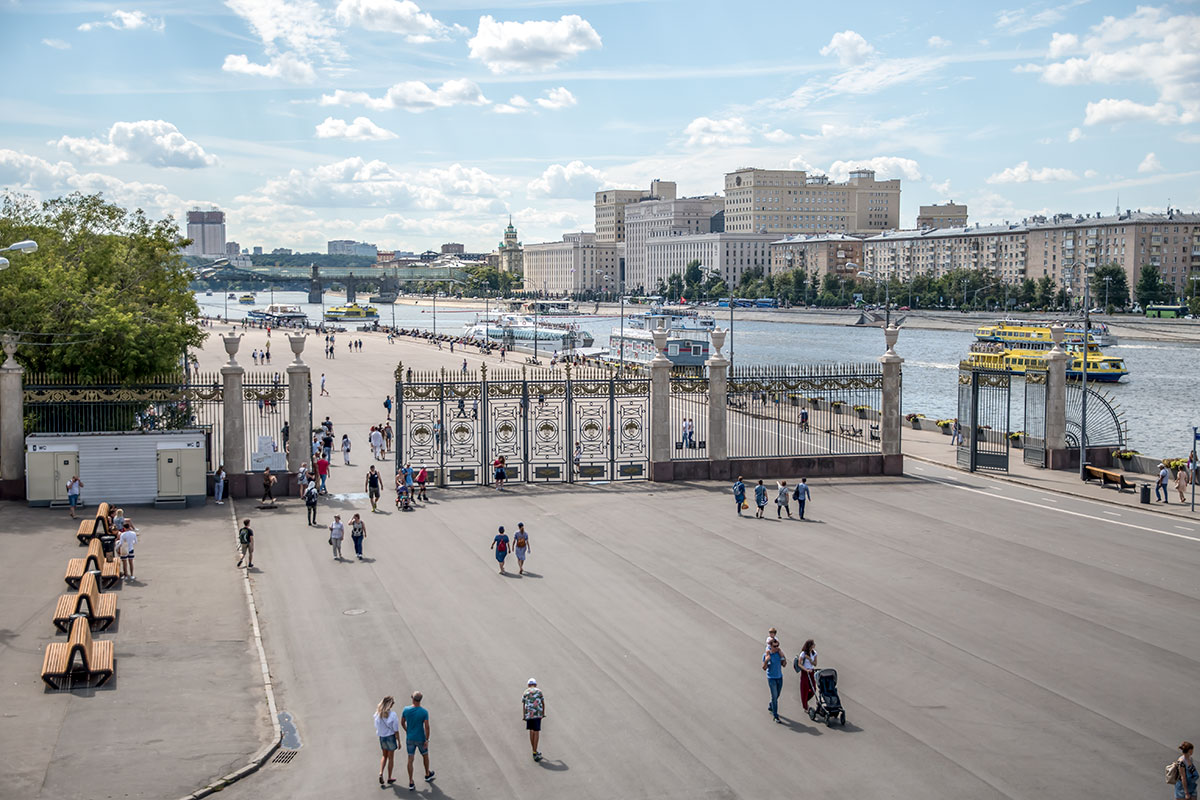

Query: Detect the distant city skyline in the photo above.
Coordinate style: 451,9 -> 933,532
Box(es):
2,1 -> 1197,253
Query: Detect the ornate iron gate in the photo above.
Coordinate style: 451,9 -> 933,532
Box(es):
1023,368 -> 1047,468
396,363 -> 649,486
1065,383 -> 1128,449
957,365 -> 1010,473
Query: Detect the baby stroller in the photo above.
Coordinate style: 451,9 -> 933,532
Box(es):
807,668 -> 845,727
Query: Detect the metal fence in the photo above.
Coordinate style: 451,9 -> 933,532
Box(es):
726,363 -> 884,457
668,367 -> 709,460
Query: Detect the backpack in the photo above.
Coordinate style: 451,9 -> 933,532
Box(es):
238,527 -> 252,545
305,487 -> 318,504
1167,757 -> 1186,784
515,532 -> 527,547
497,537 -> 507,553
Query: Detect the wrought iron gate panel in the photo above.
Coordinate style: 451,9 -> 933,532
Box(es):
443,377 -> 483,485
957,365 -> 1010,473
571,374 -> 611,481
612,378 -> 650,479
1023,369 -> 1047,468
526,375 -> 568,482
485,375 -> 525,482
1065,383 -> 1128,449
956,370 -> 972,470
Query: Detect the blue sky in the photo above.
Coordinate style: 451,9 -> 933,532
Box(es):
2,0 -> 1198,253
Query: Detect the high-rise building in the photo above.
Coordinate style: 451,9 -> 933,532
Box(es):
441,242 -> 465,254
917,203 -> 968,229
523,232 -> 618,295
497,217 -> 523,275
327,240 -> 378,257
225,241 -> 241,257
185,209 -> 226,257
769,234 -> 864,281
644,231 -> 775,291
252,246 -> 263,256
723,168 -> 900,235
624,195 -> 724,292
594,180 -> 677,243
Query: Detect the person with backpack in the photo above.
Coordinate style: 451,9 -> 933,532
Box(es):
793,478 -> 811,520
513,523 -> 531,575
237,519 -> 254,568
304,480 -> 319,526
732,476 -> 746,516
775,480 -> 792,519
492,525 -> 510,574
1170,742 -> 1197,800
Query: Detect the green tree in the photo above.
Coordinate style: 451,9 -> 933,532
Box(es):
1091,263 -> 1129,310
1134,264 -> 1166,308
666,273 -> 684,301
0,192 -> 203,378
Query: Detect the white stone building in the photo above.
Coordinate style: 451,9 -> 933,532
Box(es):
644,232 -> 775,291
523,233 -> 618,295
624,195 -> 724,292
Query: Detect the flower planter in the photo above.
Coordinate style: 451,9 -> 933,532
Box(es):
940,426 -> 952,436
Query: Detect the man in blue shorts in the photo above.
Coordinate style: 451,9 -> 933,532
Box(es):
401,691 -> 434,790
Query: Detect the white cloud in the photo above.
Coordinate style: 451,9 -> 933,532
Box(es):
527,161 -> 605,198
334,0 -> 451,43
986,160 -> 1079,183
0,149 -> 183,217
536,87 -> 577,110
788,154 -> 818,172
1083,169 -> 1097,178
494,95 -> 531,114
53,120 -> 217,169
826,156 -> 922,181
78,9 -> 164,32
1137,152 -> 1162,173
1047,32 -> 1079,58
314,116 -> 397,141
468,14 -> 602,73
253,157 -> 507,209
762,128 -> 793,143
1083,98 -> 1179,126
225,0 -> 338,54
1067,126 -> 1082,142
319,79 -> 489,112
995,1 -> 1086,34
222,53 -> 317,84
827,57 -> 945,96
930,179 -> 952,195
820,30 -> 876,66
927,35 -> 950,48
683,116 -> 751,148
42,38 -> 71,50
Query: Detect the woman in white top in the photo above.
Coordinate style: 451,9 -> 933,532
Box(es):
118,522 -> 138,581
798,639 -> 818,712
374,695 -> 400,786
341,434 -> 352,466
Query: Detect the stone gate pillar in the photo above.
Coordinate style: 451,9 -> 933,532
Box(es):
0,335 -> 25,495
649,320 -> 672,477
879,325 -> 904,474
221,333 -> 246,496
706,329 -> 729,468
1044,324 -> 1068,459
286,334 -> 311,481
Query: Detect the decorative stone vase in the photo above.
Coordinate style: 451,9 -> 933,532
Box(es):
884,325 -> 899,355
1,335 -> 17,369
222,333 -> 243,366
288,333 -> 307,364
710,328 -> 727,358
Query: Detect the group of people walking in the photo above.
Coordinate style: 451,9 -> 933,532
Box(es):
761,628 -> 819,724
732,477 -> 812,520
491,523 -> 531,574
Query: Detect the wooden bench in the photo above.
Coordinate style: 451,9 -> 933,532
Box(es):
838,424 -> 863,438
64,539 -> 121,590
75,502 -> 112,545
52,572 -> 116,633
41,616 -> 115,689
1084,465 -> 1136,492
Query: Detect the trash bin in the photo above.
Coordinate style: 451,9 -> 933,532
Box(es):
1140,483 -> 1151,504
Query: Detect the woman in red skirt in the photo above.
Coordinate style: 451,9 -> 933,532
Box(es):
798,639 -> 819,711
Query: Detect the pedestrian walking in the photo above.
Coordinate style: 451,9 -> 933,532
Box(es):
316,455 -> 330,493
494,455 -> 506,490
261,467 -> 277,504
297,461 -> 310,488
776,480 -> 792,519
281,420 -> 290,453
365,465 -> 382,512
384,422 -> 393,453
754,479 -> 768,519
793,478 -> 811,520
322,430 -> 334,461
416,465 -> 428,501
214,464 -> 226,505
384,394 -> 393,420
320,373 -> 329,396
433,420 -> 443,447
350,513 -> 366,560
329,515 -> 345,560
799,407 -> 809,432
763,638 -> 786,722
492,525 -> 510,574
1176,464 -> 1191,503
304,480 -> 319,525
341,433 -> 352,465
514,522 -> 531,574
1171,742 -> 1199,800
1158,463 -> 1171,503
66,475 -> 83,519
375,696 -> 400,786
401,692 -> 434,790
403,463 -> 415,498
573,441 -> 582,475
370,426 -> 385,461
950,418 -> 963,447
732,476 -> 746,515
118,521 -> 138,581
237,519 -> 254,568
522,679 -> 545,761
796,639 -> 818,713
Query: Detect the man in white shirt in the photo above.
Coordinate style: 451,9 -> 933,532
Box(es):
119,522 -> 138,581
370,427 -> 385,461
329,515 -> 345,560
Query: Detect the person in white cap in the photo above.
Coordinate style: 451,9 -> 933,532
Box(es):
522,678 -> 545,761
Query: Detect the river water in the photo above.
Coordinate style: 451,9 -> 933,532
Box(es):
195,291 -> 1198,461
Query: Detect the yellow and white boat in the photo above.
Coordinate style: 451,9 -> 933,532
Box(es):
238,294 -> 255,305
323,302 -> 379,321
967,322 -> 1128,382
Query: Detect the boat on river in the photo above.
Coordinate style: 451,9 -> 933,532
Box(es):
247,303 -> 308,326
463,313 -> 593,348
967,322 -> 1128,382
608,305 -> 714,367
238,294 -> 255,305
324,303 -> 379,321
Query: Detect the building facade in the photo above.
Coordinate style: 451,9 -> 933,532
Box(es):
861,224 -> 1028,285
624,195 -> 724,292
723,168 -> 900,235
769,234 -> 864,280
497,217 -> 523,275
644,232 -> 775,291
594,179 -> 677,243
917,203 -> 968,229
185,209 -> 226,257
523,233 -> 618,295
327,240 -> 378,257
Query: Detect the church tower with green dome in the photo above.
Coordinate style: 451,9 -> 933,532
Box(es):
498,215 -> 523,275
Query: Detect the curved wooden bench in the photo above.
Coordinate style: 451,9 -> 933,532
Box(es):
41,617 -> 114,689
75,502 -> 112,545
65,539 -> 120,590
52,573 -> 116,633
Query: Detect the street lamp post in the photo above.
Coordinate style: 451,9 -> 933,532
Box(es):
856,266 -> 888,328
1103,274 -> 1112,312
0,239 -> 38,271
1079,266 -> 1090,480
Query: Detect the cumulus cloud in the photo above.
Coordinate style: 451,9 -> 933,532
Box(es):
1047,32 -> 1079,58
927,35 -> 950,48
78,9 -> 163,32
1068,126 -> 1082,142
536,87 -> 577,109
0,149 -> 183,217
820,30 -> 875,66
314,116 -> 397,141
222,53 -> 317,83
1083,98 -> 1179,126
929,179 -> 952,195
494,95 -> 531,114
42,38 -> 71,50
527,161 -> 605,198
468,14 -> 601,73
987,161 -> 1079,183
1137,152 -> 1162,173
53,120 -> 217,169
223,0 -> 342,83
683,116 -> 751,148
788,155 -> 818,172
762,128 -> 793,143
254,157 -> 507,209
826,156 -> 922,181
320,79 -> 489,112
334,0 -> 452,43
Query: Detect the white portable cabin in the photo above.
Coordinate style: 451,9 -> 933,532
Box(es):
26,430 -> 207,508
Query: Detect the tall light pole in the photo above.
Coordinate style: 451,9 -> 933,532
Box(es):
856,266 -> 888,328
0,239 -> 38,270
1103,274 -> 1112,312
1079,263 -> 1090,480
194,257 -> 230,319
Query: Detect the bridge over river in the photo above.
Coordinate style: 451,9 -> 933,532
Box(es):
190,263 -> 471,302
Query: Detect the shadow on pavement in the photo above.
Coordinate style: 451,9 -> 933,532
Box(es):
537,758 -> 568,771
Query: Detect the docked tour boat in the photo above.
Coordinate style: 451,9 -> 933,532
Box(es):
324,303 -> 380,321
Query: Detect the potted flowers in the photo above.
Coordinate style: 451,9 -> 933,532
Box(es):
1008,430 -> 1024,448
854,404 -> 871,419
936,419 -> 954,436
905,412 -> 926,430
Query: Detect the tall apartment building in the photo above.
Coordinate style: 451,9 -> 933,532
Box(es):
185,209 -> 226,257
327,240 -> 378,257
644,232 -> 775,291
769,234 -> 864,280
225,241 -> 241,257
624,195 -> 724,292
917,203 -> 968,229
862,224 -> 1028,285
523,232 -> 618,295
723,168 -> 900,235
594,179 -> 677,243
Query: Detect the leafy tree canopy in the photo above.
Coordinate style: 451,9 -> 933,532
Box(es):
0,192 -> 204,378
